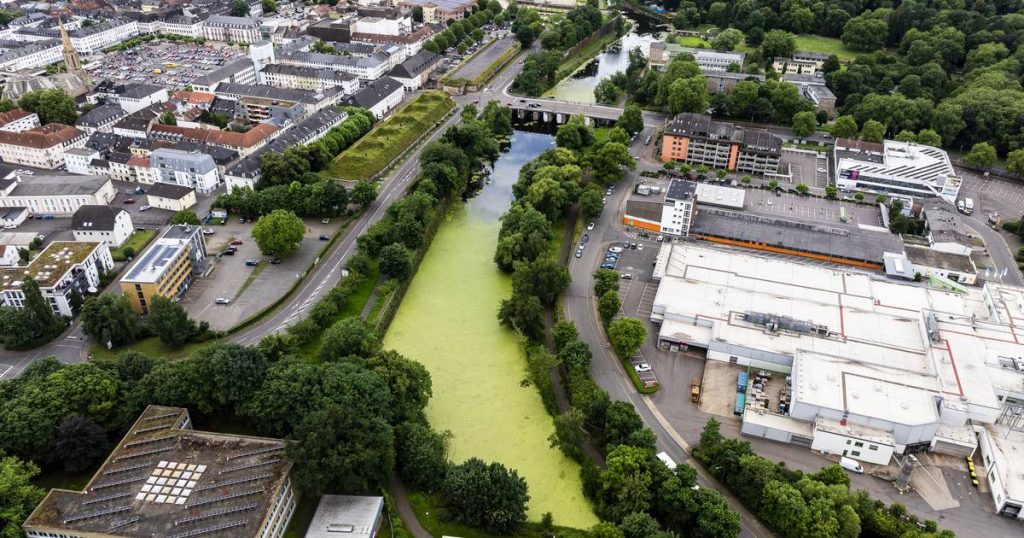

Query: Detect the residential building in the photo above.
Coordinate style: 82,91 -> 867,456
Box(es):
149,123 -> 279,156
772,51 -> 830,74
213,83 -> 345,122
162,14 -> 204,38
68,19 -> 139,54
150,148 -> 220,194
0,241 -> 113,316
75,104 -> 127,134
260,64 -> 360,93
341,76 -> 404,119
203,15 -> 262,43
782,74 -> 836,117
0,173 -> 116,215
65,147 -> 103,175
0,206 -> 28,229
23,405 -> 297,537
0,123 -> 87,169
226,108 -> 348,190
705,71 -> 765,95
72,205 -> 133,248
146,182 -> 197,211
190,59 -> 258,93
119,225 -> 207,313
277,50 -> 394,80
0,244 -> 19,266
130,156 -> 160,184
647,243 -> 1024,521
661,113 -> 782,175
0,39 -> 62,72
833,138 -> 963,203
649,42 -> 745,72
111,83 -> 170,114
386,50 -> 441,90
0,109 -> 40,133
305,496 -> 384,538
400,0 -> 474,23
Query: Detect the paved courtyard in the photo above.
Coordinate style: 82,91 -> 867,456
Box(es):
778,148 -> 828,187
744,188 -> 884,227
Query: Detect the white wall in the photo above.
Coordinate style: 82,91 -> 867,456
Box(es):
810,428 -> 894,465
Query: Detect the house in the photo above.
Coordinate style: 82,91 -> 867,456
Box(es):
0,206 -> 28,229
0,174 -> 117,216
341,76 -> 404,119
72,205 -> 133,248
0,109 -> 40,133
112,83 -> 170,114
146,182 -> 197,211
386,50 -> 441,90
0,241 -> 113,316
0,123 -> 88,169
75,104 -> 127,134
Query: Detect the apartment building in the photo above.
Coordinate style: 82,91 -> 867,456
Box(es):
111,83 -> 170,115
190,59 -> 258,92
71,205 -> 133,248
0,39 -> 61,72
23,405 -> 297,538
341,76 -> 404,119
0,174 -> 116,216
661,113 -> 782,175
213,83 -> 345,122
277,50 -> 394,80
0,123 -> 88,168
0,241 -> 113,316
260,64 -> 360,93
150,148 -> 221,194
203,15 -> 262,43
149,123 -> 279,156
0,109 -> 40,133
75,104 -> 127,134
146,182 -> 197,211
120,225 -> 207,314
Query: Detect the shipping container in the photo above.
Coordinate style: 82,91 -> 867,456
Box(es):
737,371 -> 748,393
733,393 -> 746,416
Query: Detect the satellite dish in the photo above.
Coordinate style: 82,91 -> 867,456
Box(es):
88,286 -> 97,293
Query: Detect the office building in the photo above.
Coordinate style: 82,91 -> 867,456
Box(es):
0,123 -> 87,168
111,83 -> 170,115
305,496 -> 383,538
833,138 -> 963,203
649,42 -> 745,72
119,225 -> 207,314
0,174 -> 116,216
150,148 -> 221,194
277,50 -> 396,81
23,405 -> 297,538
190,59 -> 258,93
72,205 -> 134,248
213,83 -> 345,122
0,241 -> 113,316
399,0 -> 474,23
647,243 -> 1024,520
661,113 -> 782,175
76,104 -> 127,134
772,51 -> 830,75
67,18 -> 140,54
203,15 -> 262,43
260,64 -> 360,94
0,39 -> 62,72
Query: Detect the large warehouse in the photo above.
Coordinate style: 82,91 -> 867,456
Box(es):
650,243 -> 1024,519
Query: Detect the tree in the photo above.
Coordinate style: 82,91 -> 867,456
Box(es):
667,76 -> 709,115
860,120 -> 885,143
170,210 -> 201,225
580,189 -> 604,219
791,111 -> 817,138
842,10 -> 889,52
761,480 -> 811,535
497,292 -> 546,342
230,0 -> 250,16
549,407 -> 586,460
825,185 -> 838,199
795,183 -> 809,195
412,6 -> 423,22
146,295 -> 197,347
595,78 -> 622,105
80,294 -> 142,347
760,30 -> 796,60
599,444 -> 655,521
917,129 -> 942,147
592,142 -> 636,184
288,403 -> 394,494
0,453 -> 46,537
1006,149 -> 1024,177
396,420 -> 448,491
14,278 -> 65,347
830,115 -> 858,139
379,242 -> 413,280
443,458 -> 529,535
593,268 -> 620,298
252,209 -> 305,257
616,104 -> 644,135
320,317 -> 378,360
603,401 -> 645,447
159,110 -> 176,125
965,142 -> 998,169
598,290 -> 620,324
512,257 -> 570,306
367,349 -> 431,423
711,28 -> 744,51
351,180 -> 378,208
18,89 -> 76,125
261,0 -> 276,13
607,317 -> 646,358
53,415 -> 108,472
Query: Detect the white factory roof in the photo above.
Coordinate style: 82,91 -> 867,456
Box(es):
694,182 -> 745,209
982,425 -> 1024,505
652,244 -> 1022,422
836,139 -> 958,185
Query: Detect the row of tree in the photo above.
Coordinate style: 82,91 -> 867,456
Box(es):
258,108 -> 374,187
80,294 -> 215,349
422,0 -> 503,55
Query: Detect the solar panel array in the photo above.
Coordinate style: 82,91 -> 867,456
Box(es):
173,502 -> 259,526
168,520 -> 247,538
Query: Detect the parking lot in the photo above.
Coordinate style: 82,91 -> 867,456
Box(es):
957,169 -> 1024,220
87,41 -> 246,88
450,35 -> 518,83
778,148 -> 828,187
744,188 -> 884,227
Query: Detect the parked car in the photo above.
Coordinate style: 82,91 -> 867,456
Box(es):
582,233 -> 589,243
215,297 -> 231,305
269,258 -> 282,264
221,249 -> 236,256
139,205 -> 151,211
230,239 -> 243,245
608,246 -> 623,253
202,228 -> 215,235
634,363 -> 652,372
124,198 -> 135,204
645,136 -> 653,145
605,255 -> 619,262
587,222 -> 595,231
575,250 -> 582,258
245,259 -> 259,266
816,167 -> 827,173
319,234 -> 330,241
629,242 -> 637,250
656,234 -> 664,242
621,273 -> 633,279
637,244 -> 644,251
601,262 -> 616,269
321,218 -> 330,224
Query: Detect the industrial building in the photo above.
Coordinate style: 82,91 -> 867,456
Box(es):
119,225 -> 208,314
834,138 -> 963,203
649,243 -> 1024,519
661,113 -> 782,175
304,496 -> 384,538
23,405 -> 297,538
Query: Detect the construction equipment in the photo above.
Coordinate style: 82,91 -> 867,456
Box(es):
690,377 -> 702,403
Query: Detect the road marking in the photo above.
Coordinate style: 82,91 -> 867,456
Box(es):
0,364 -> 12,379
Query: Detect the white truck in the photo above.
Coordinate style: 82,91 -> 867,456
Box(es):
964,197 -> 974,215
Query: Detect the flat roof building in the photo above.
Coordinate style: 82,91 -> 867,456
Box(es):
119,225 -> 207,314
304,496 -> 383,538
649,42 -> 745,72
834,138 -> 962,203
0,241 -> 113,316
23,405 -> 296,538
661,113 -> 782,176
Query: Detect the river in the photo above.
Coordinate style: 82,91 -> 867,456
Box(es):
383,131 -> 598,528
544,13 -> 669,104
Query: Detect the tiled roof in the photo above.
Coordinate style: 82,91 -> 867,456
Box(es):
0,124 -> 85,149
149,123 -> 279,149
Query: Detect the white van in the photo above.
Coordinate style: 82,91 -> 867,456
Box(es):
964,198 -> 974,215
840,456 -> 864,474
657,451 -> 677,470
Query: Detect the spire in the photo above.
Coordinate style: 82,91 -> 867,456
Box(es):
58,17 -> 83,74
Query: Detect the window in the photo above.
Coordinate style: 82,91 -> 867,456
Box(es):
869,445 -> 878,451
850,451 -> 860,457
854,441 -> 864,448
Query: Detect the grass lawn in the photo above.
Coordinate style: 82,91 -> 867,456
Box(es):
407,492 -> 591,538
110,229 -> 157,261
675,35 -> 710,47
326,92 -> 454,181
90,336 -> 218,361
793,34 -> 864,61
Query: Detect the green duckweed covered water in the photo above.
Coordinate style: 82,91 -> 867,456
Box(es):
384,132 -> 598,528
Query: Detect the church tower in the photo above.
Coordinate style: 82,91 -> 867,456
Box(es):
59,18 -> 84,74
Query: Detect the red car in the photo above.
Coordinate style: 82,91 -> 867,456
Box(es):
123,198 -> 135,204
230,239 -> 243,246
